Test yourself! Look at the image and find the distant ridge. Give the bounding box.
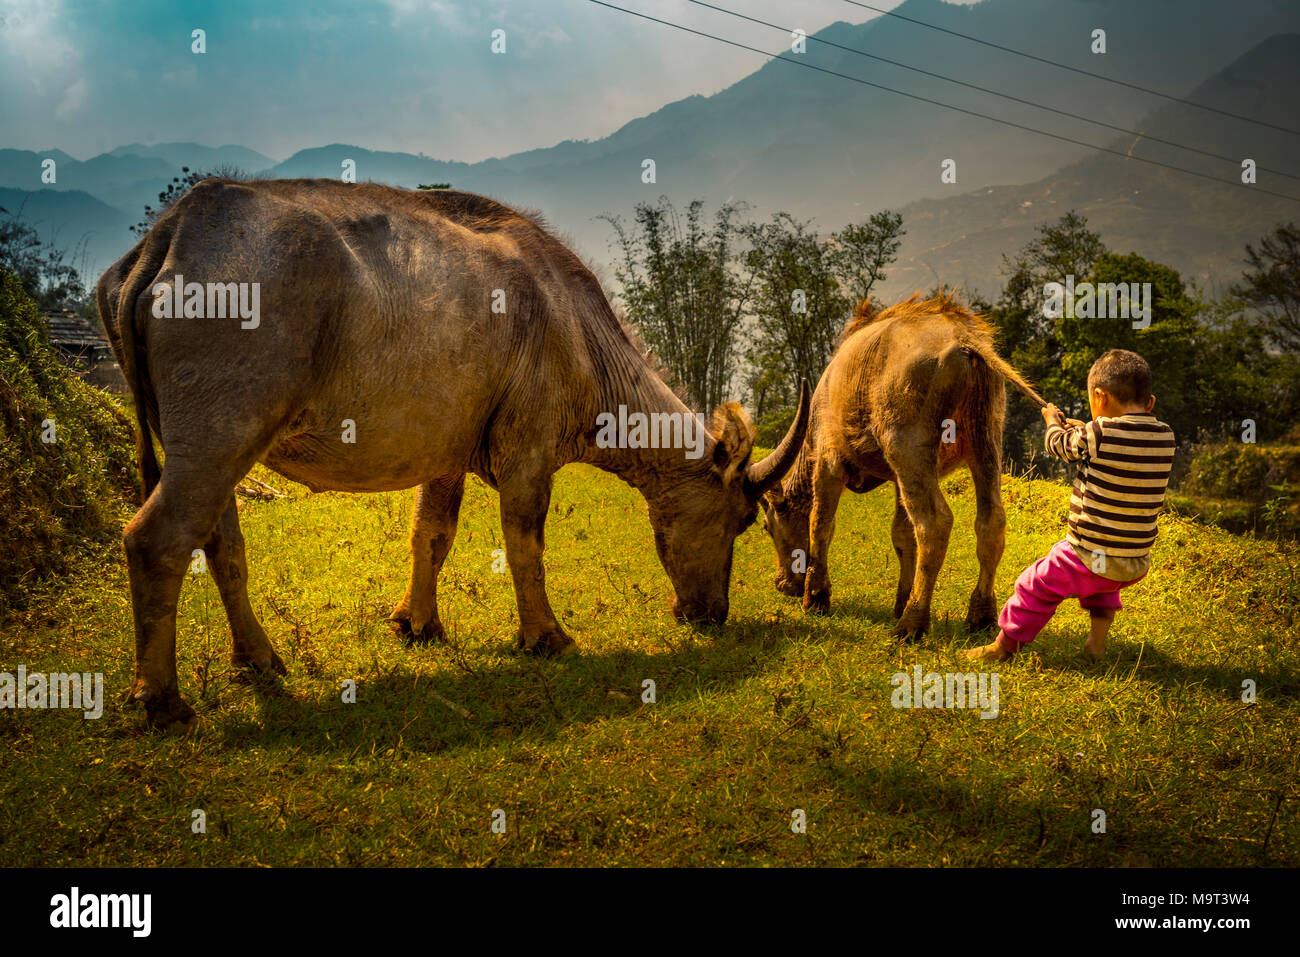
[3,0,1300,292]
[880,33,1300,301]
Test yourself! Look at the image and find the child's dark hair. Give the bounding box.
[1088,349,1152,405]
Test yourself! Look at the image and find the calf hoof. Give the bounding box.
[231,648,288,678]
[775,576,804,598]
[892,612,930,643]
[517,629,578,658]
[964,613,998,634]
[803,589,832,615]
[128,681,197,733]
[387,614,445,647]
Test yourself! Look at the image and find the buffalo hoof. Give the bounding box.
[775,576,804,598]
[128,681,197,733]
[387,615,445,647]
[803,589,832,615]
[517,629,578,658]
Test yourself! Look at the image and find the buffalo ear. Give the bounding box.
[710,401,756,485]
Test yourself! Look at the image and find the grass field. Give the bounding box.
[1,464,1297,866]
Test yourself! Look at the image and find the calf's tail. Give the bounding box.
[960,339,1046,410]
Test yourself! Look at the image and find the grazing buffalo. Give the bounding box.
[97,179,809,729]
[761,293,1044,640]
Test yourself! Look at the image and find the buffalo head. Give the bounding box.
[647,380,810,624]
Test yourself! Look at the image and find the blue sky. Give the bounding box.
[0,0,977,162]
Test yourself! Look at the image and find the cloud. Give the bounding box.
[0,0,922,160]
[54,77,87,119]
[0,0,81,98]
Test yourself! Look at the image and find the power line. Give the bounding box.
[584,0,1300,203]
[685,0,1300,181]
[839,0,1300,138]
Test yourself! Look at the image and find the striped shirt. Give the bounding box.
[1044,412,1175,581]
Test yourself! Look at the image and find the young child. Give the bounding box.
[966,349,1174,662]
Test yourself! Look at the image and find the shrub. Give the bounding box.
[0,270,137,610]
[1174,438,1300,537]
[1181,442,1300,503]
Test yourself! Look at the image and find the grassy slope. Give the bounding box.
[0,272,137,609]
[1,465,1297,867]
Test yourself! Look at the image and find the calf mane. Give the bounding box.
[839,291,996,347]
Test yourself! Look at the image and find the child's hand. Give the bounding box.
[1041,403,1066,427]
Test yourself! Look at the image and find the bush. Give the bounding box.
[754,405,798,449]
[0,270,137,610]
[1181,442,1300,503]
[1174,439,1300,538]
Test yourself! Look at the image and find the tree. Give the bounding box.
[832,210,905,308]
[741,213,848,426]
[1057,252,1201,440]
[603,198,750,411]
[986,211,1107,472]
[988,211,1300,472]
[1232,222,1300,351]
[1187,293,1300,445]
[0,210,84,310]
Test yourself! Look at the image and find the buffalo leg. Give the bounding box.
[124,460,249,729]
[498,470,574,657]
[203,499,285,675]
[389,475,466,645]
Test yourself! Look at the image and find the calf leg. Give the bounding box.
[803,459,845,613]
[203,499,285,675]
[965,444,1006,632]
[890,443,953,640]
[768,499,809,598]
[890,484,917,618]
[498,467,573,657]
[389,475,466,645]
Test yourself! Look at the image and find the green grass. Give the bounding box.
[1,465,1297,866]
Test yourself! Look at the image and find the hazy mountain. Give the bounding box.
[0,143,281,283]
[4,0,1298,293]
[107,142,276,174]
[0,143,279,215]
[0,148,175,223]
[252,0,1300,263]
[262,144,468,186]
[879,33,1300,301]
[0,187,135,285]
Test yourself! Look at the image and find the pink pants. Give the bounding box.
[998,540,1145,648]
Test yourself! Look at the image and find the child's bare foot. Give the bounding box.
[965,639,1013,663]
[1085,611,1114,659]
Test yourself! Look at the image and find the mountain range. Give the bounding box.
[2,0,1297,302]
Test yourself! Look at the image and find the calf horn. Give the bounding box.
[743,379,810,498]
